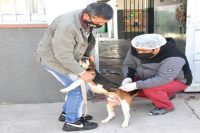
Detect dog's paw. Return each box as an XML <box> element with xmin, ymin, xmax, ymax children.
<box><xmin>101</xmin><ymin>119</ymin><xmax>109</xmax><ymax>123</ymax></box>
<box><xmin>60</xmin><ymin>89</ymin><xmax>68</xmax><ymax>93</ymax></box>
<box><xmin>121</xmin><ymin>122</ymin><xmax>128</xmax><ymax>128</ymax></box>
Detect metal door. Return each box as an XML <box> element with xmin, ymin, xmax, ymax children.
<box><xmin>118</xmin><ymin>0</ymin><xmax>154</xmax><ymax>39</ymax></box>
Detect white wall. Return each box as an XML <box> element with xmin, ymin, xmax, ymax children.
<box><xmin>107</xmin><ymin>0</ymin><xmax>118</xmax><ymax>39</ymax></box>
<box><xmin>185</xmin><ymin>0</ymin><xmax>200</xmax><ymax>92</ymax></box>
<box><xmin>44</xmin><ymin>0</ymin><xmax>96</xmax><ymax>24</ymax></box>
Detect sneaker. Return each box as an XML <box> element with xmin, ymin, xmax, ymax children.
<box><xmin>58</xmin><ymin>112</ymin><xmax>93</xmax><ymax>122</ymax></box>
<box><xmin>63</xmin><ymin>120</ymin><xmax>98</xmax><ymax>131</ymax></box>
<box><xmin>149</xmin><ymin>108</ymin><xmax>174</xmax><ymax>115</ymax></box>
<box><xmin>58</xmin><ymin>112</ymin><xmax>66</xmax><ymax>122</ymax></box>
<box><xmin>151</xmin><ymin>103</ymin><xmax>156</xmax><ymax>108</ymax></box>
<box><xmin>80</xmin><ymin>115</ymin><xmax>93</xmax><ymax>122</ymax></box>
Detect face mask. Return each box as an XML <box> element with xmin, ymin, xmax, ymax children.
<box><xmin>84</xmin><ymin>20</ymin><xmax>103</xmax><ymax>28</ymax></box>
<box><xmin>137</xmin><ymin>53</ymin><xmax>154</xmax><ymax>60</ymax></box>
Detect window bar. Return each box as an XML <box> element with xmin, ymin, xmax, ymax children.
<box><xmin>133</xmin><ymin>0</ymin><xmax>135</xmax><ymax>35</ymax></box>
<box><xmin>14</xmin><ymin>0</ymin><xmax>17</xmax><ymax>21</ymax></box>
<box><xmin>124</xmin><ymin>0</ymin><xmax>127</xmax><ymax>32</ymax></box>
<box><xmin>124</xmin><ymin>0</ymin><xmax>127</xmax><ymax>38</ymax></box>
<box><xmin>137</xmin><ymin>0</ymin><xmax>139</xmax><ymax>33</ymax></box>
<box><xmin>146</xmin><ymin>0</ymin><xmax>148</xmax><ymax>32</ymax></box>
<box><xmin>129</xmin><ymin>0</ymin><xmax>132</xmax><ymax>39</ymax></box>
<box><xmin>27</xmin><ymin>0</ymin><xmax>32</xmax><ymax>21</ymax></box>
<box><xmin>125</xmin><ymin>0</ymin><xmax>127</xmax><ymax>32</ymax></box>
<box><xmin>0</xmin><ymin>0</ymin><xmax>3</xmax><ymax>22</ymax></box>
<box><xmin>141</xmin><ymin>0</ymin><xmax>144</xmax><ymax>33</ymax></box>
<box><xmin>123</xmin><ymin>0</ymin><xmax>125</xmax><ymax>33</ymax></box>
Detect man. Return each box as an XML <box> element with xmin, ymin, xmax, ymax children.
<box><xmin>120</xmin><ymin>34</ymin><xmax>192</xmax><ymax>115</ymax></box>
<box><xmin>36</xmin><ymin>2</ymin><xmax>113</xmax><ymax>131</ymax></box>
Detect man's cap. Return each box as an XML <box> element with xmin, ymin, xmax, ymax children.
<box><xmin>131</xmin><ymin>34</ymin><xmax>167</xmax><ymax>49</ymax></box>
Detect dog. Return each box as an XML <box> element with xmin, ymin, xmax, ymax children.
<box><xmin>60</xmin><ymin>57</ymin><xmax>138</xmax><ymax>128</ymax></box>
<box><xmin>60</xmin><ymin>57</ymin><xmax>108</xmax><ymax>94</ymax></box>
<box><xmin>101</xmin><ymin>89</ymin><xmax>138</xmax><ymax>128</ymax></box>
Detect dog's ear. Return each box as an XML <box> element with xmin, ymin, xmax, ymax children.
<box><xmin>88</xmin><ymin>58</ymin><xmax>96</xmax><ymax>69</ymax></box>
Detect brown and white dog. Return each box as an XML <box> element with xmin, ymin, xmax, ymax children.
<box><xmin>60</xmin><ymin>57</ymin><xmax>138</xmax><ymax>128</ymax></box>
<box><xmin>101</xmin><ymin>89</ymin><xmax>138</xmax><ymax>128</ymax></box>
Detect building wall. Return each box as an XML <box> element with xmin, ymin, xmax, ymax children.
<box><xmin>185</xmin><ymin>0</ymin><xmax>200</xmax><ymax>92</ymax></box>
<box><xmin>154</xmin><ymin>0</ymin><xmax>186</xmax><ymax>53</ymax></box>
<box><xmin>0</xmin><ymin>0</ymin><xmax>46</xmax><ymax>24</ymax></box>
<box><xmin>44</xmin><ymin>0</ymin><xmax>95</xmax><ymax>24</ymax></box>
<box><xmin>154</xmin><ymin>0</ymin><xmax>186</xmax><ymax>34</ymax></box>
<box><xmin>0</xmin><ymin>0</ymin><xmax>95</xmax><ymax>24</ymax></box>
<box><xmin>0</xmin><ymin>28</ymin><xmax>66</xmax><ymax>104</ymax></box>
<box><xmin>155</xmin><ymin>0</ymin><xmax>183</xmax><ymax>6</ymax></box>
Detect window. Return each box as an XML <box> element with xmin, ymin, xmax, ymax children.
<box><xmin>0</xmin><ymin>0</ymin><xmax>46</xmax><ymax>23</ymax></box>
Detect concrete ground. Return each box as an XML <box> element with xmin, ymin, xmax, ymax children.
<box><xmin>0</xmin><ymin>93</ymin><xmax>200</xmax><ymax>133</ymax></box>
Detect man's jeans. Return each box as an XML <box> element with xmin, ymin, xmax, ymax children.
<box><xmin>43</xmin><ymin>66</ymin><xmax>89</xmax><ymax>123</ymax></box>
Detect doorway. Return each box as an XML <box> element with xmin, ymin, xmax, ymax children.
<box><xmin>117</xmin><ymin>0</ymin><xmax>154</xmax><ymax>39</ymax></box>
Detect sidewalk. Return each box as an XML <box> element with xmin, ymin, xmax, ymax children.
<box><xmin>0</xmin><ymin>93</ymin><xmax>200</xmax><ymax>133</ymax></box>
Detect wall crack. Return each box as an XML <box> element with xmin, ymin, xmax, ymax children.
<box><xmin>184</xmin><ymin>96</ymin><xmax>200</xmax><ymax>120</ymax></box>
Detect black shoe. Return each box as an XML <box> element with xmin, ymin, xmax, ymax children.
<box><xmin>58</xmin><ymin>112</ymin><xmax>66</xmax><ymax>122</ymax></box>
<box><xmin>80</xmin><ymin>114</ymin><xmax>93</xmax><ymax>121</ymax></box>
<box><xmin>149</xmin><ymin>108</ymin><xmax>174</xmax><ymax>115</ymax></box>
<box><xmin>59</xmin><ymin>112</ymin><xmax>93</xmax><ymax>122</ymax></box>
<box><xmin>63</xmin><ymin>120</ymin><xmax>98</xmax><ymax>131</ymax></box>
<box><xmin>151</xmin><ymin>103</ymin><xmax>156</xmax><ymax>108</ymax></box>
